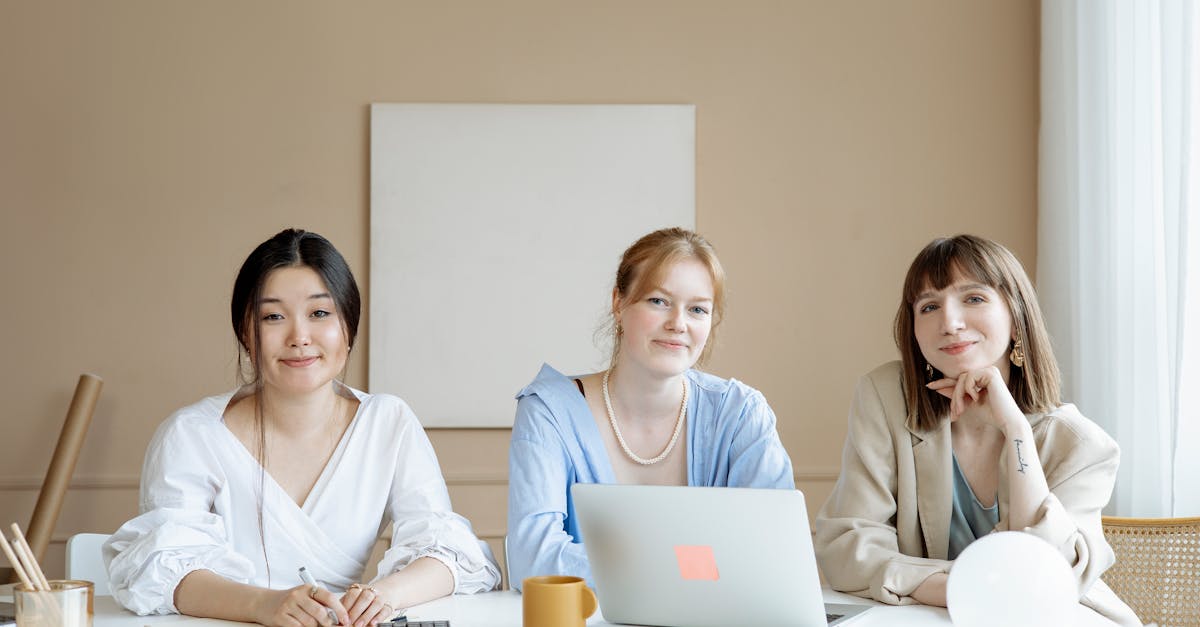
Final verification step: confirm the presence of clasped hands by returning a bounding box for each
[265,582,395,627]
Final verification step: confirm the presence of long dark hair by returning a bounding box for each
[232,228,361,366]
[230,228,360,580]
[893,234,1060,432]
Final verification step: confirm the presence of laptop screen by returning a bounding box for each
[573,484,865,627]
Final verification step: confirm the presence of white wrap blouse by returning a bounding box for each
[104,385,500,615]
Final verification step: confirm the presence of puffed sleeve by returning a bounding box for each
[723,390,795,489]
[814,372,951,605]
[506,394,591,590]
[372,405,501,594]
[1005,407,1121,595]
[103,416,255,615]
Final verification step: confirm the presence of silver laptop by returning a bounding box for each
[573,484,871,627]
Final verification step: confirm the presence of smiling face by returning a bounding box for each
[249,265,350,397]
[614,257,715,378]
[912,268,1014,381]
[895,235,1063,432]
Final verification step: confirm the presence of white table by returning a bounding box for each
[401,588,941,627]
[3,586,1118,626]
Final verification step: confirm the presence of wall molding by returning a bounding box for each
[444,473,509,486]
[0,475,141,491]
[793,469,839,482]
[0,467,841,492]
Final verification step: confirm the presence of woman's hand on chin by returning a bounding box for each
[926,367,1023,433]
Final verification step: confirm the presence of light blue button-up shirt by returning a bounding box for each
[506,363,795,590]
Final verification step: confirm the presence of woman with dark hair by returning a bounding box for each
[105,229,500,627]
[506,227,795,589]
[814,235,1137,625]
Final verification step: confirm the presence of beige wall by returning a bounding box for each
[0,1,1039,581]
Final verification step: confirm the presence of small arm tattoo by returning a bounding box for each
[1014,438,1030,474]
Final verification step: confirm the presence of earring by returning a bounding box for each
[616,322,623,336]
[925,363,934,381]
[1010,338,1025,368]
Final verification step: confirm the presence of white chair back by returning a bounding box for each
[503,535,512,590]
[65,533,111,595]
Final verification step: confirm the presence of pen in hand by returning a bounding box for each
[298,566,341,626]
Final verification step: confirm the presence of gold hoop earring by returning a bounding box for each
[925,363,934,381]
[1010,338,1025,368]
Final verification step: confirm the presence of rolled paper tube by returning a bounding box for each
[24,374,103,563]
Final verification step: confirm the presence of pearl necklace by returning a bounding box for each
[601,369,688,465]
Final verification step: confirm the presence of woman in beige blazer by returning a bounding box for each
[814,235,1138,626]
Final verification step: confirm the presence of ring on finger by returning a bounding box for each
[349,582,378,597]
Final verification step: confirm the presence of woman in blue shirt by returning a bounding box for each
[506,227,795,589]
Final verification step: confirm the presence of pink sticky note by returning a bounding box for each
[674,545,720,581]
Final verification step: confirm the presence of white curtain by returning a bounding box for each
[1040,0,1200,517]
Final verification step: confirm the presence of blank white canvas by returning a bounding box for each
[370,103,695,427]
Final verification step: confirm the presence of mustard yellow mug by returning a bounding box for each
[522,575,597,627]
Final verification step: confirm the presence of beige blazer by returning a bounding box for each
[814,361,1139,626]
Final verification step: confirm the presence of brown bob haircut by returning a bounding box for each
[893,235,1061,432]
[607,227,726,367]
